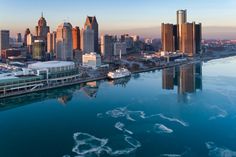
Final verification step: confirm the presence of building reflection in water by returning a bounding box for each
[162,62,202,101]
[80,81,100,98]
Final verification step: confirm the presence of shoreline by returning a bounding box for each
[1,52,236,99]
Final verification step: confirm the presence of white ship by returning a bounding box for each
[107,68,131,79]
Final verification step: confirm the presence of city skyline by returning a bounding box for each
[1,0,236,39]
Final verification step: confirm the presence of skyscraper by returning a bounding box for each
[84,16,98,52]
[180,22,202,56]
[177,10,187,25]
[161,10,202,55]
[56,22,73,61]
[47,32,56,54]
[81,26,94,53]
[177,10,187,51]
[35,13,50,41]
[101,34,113,57]
[24,28,31,46]
[17,33,22,43]
[0,30,10,58]
[161,23,178,52]
[72,27,81,50]
[32,40,46,61]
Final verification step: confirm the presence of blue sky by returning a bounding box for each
[0,0,236,38]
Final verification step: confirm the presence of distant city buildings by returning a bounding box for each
[23,28,31,46]
[161,10,202,56]
[84,16,99,52]
[82,52,101,69]
[56,22,73,61]
[17,33,22,43]
[114,42,127,56]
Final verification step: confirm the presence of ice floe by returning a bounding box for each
[206,142,236,157]
[115,122,133,135]
[65,132,141,157]
[154,123,173,134]
[209,105,228,120]
[157,114,189,127]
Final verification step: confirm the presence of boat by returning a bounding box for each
[107,68,131,79]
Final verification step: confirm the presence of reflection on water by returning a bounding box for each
[162,63,202,102]
[1,58,236,157]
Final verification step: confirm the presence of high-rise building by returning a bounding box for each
[161,10,202,55]
[84,16,98,52]
[0,30,10,50]
[101,35,113,57]
[114,42,127,56]
[24,28,31,46]
[161,23,178,52]
[72,27,81,50]
[82,52,101,69]
[27,34,34,46]
[35,13,50,41]
[56,22,73,61]
[180,22,202,56]
[0,30,10,58]
[177,10,187,51]
[81,26,94,53]
[32,40,46,60]
[47,32,56,53]
[17,33,22,43]
[177,10,187,25]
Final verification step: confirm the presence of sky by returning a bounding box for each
[0,0,236,39]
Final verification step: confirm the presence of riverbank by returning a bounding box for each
[1,51,236,99]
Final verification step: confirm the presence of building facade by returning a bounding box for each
[161,23,178,52]
[84,16,99,52]
[82,52,101,69]
[81,26,94,53]
[35,14,50,41]
[72,27,81,50]
[32,40,46,60]
[101,35,113,57]
[114,42,127,56]
[0,30,10,58]
[56,22,73,61]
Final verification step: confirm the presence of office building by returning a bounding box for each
[17,33,22,43]
[82,52,101,69]
[32,40,46,60]
[114,42,127,56]
[0,30,10,58]
[101,35,113,57]
[161,23,178,52]
[81,26,94,53]
[72,27,81,50]
[84,16,99,52]
[47,32,56,53]
[56,22,73,61]
[35,13,50,40]
[24,28,31,46]
[180,22,202,56]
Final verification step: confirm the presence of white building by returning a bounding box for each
[114,42,127,56]
[82,52,101,69]
[56,22,73,61]
[81,26,94,53]
[28,61,75,74]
